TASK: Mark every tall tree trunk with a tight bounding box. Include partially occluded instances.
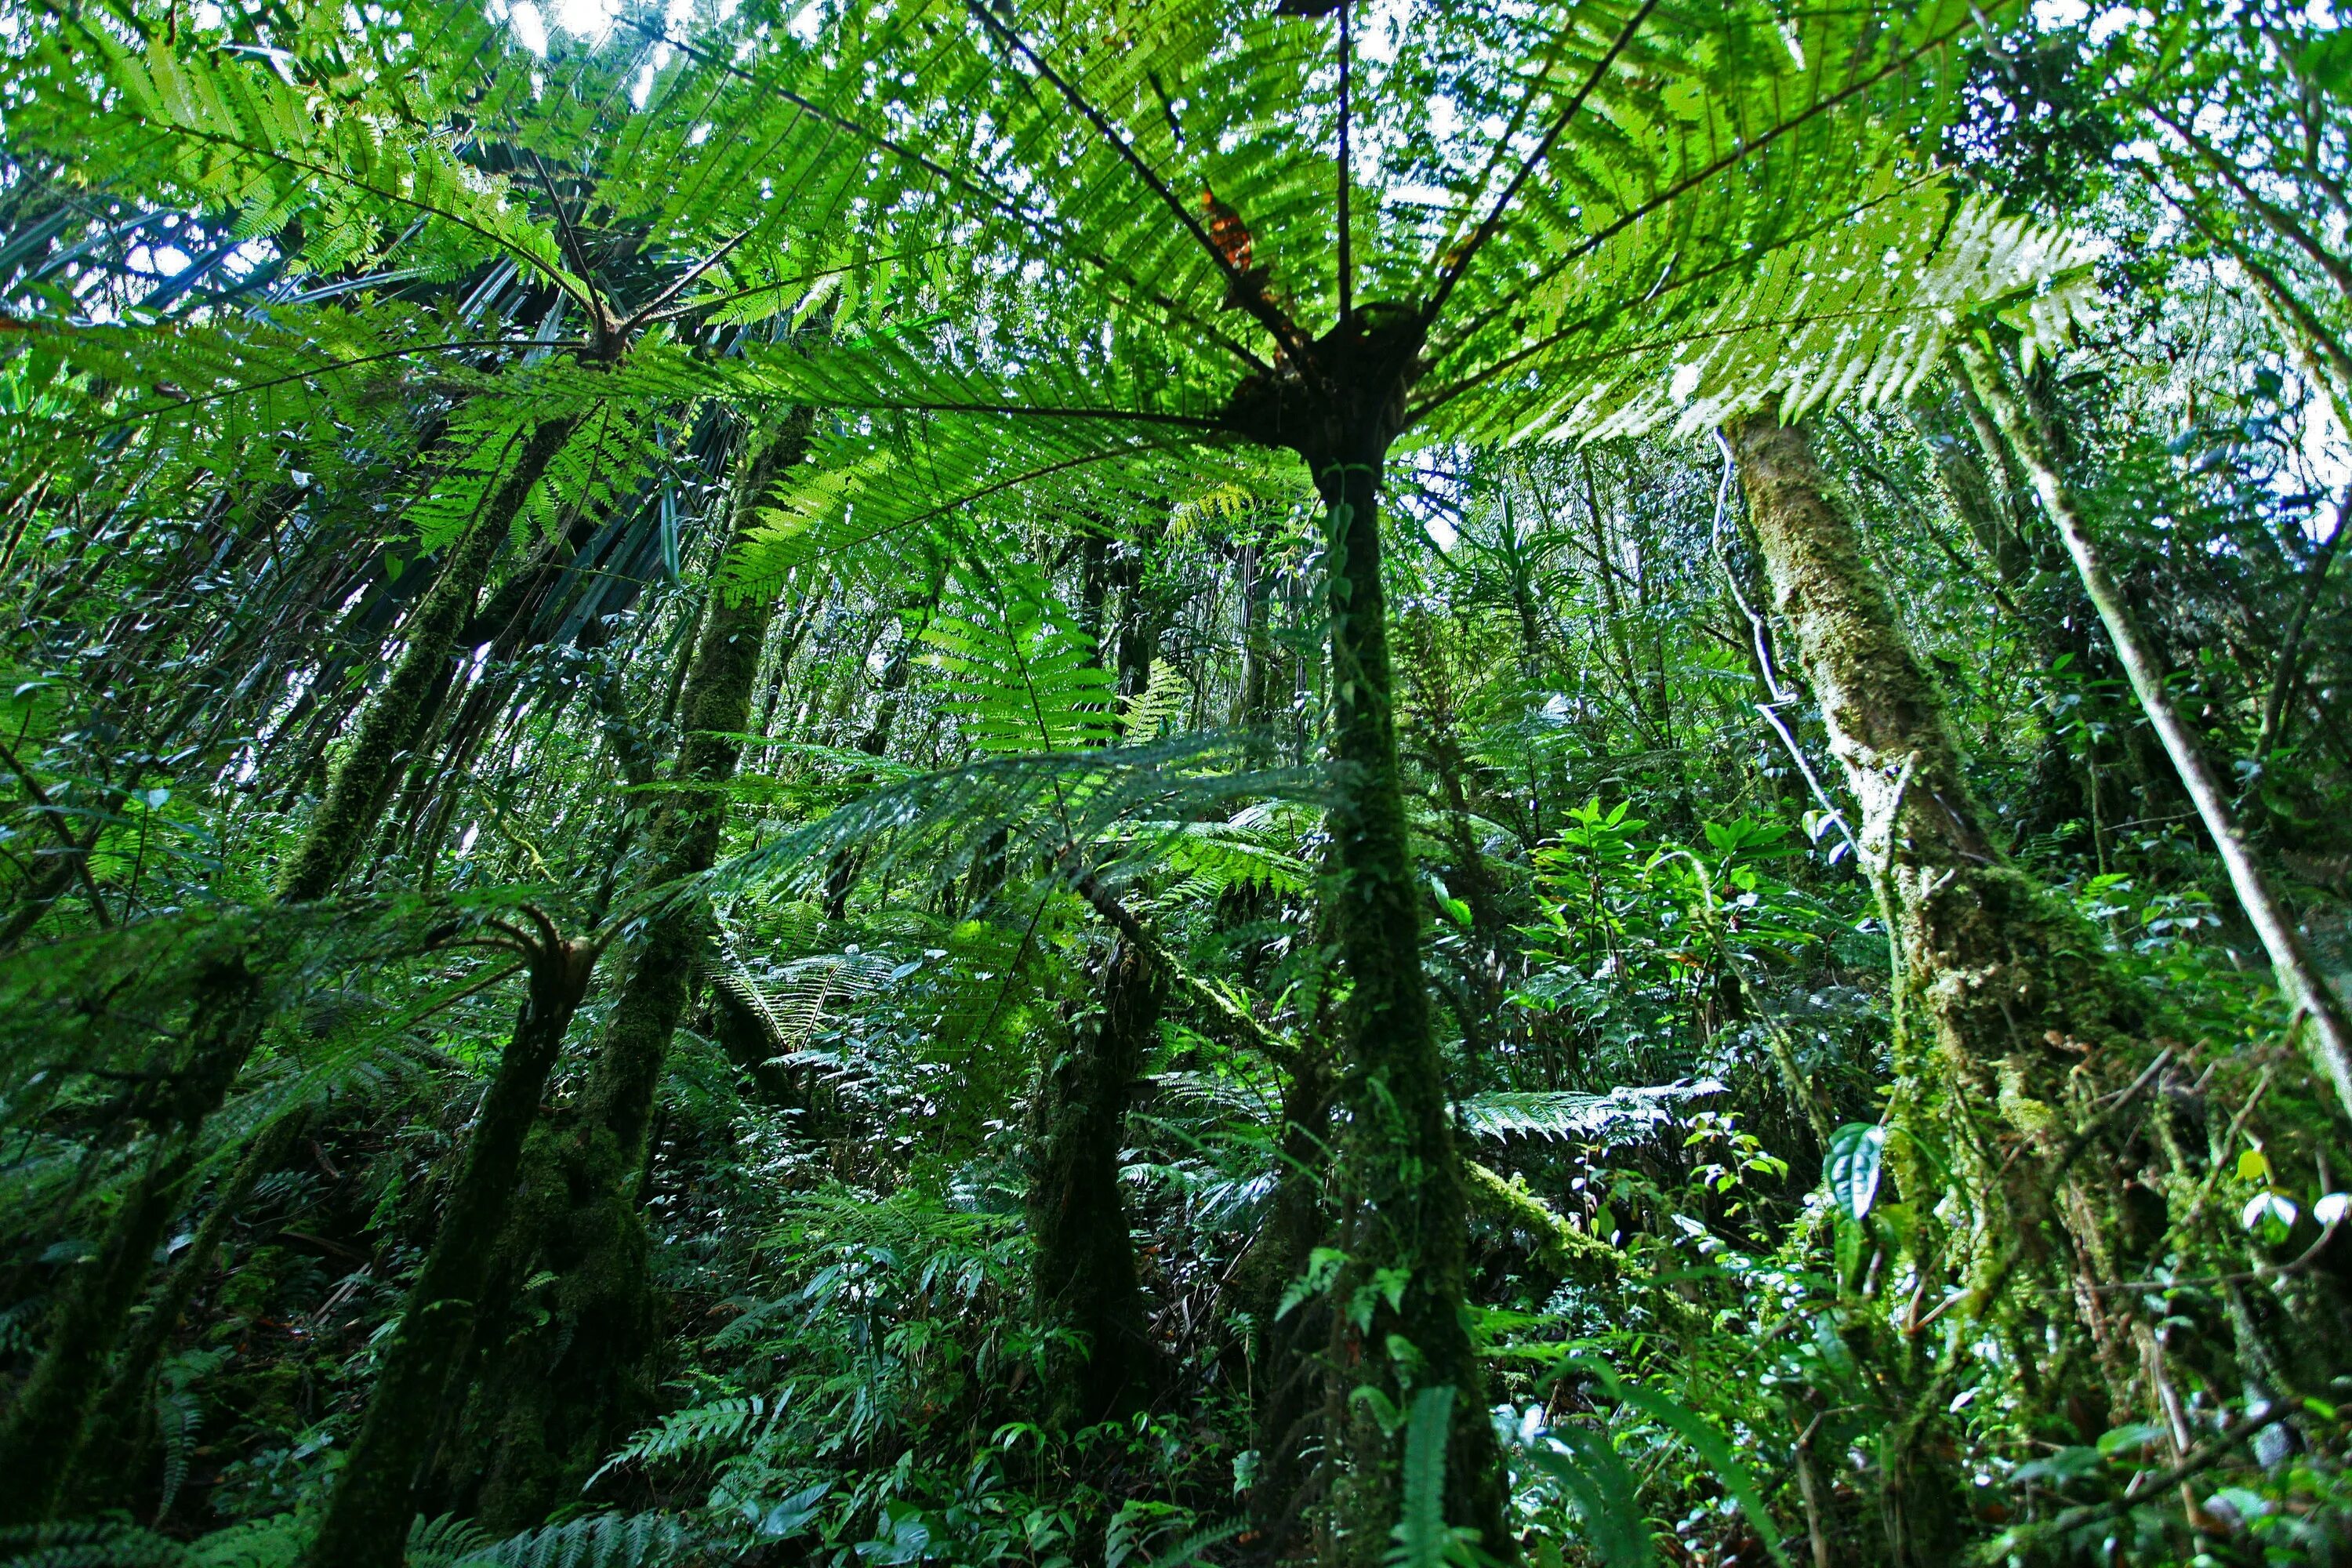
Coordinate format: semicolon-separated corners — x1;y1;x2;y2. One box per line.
1029;517;1171;1426
304;934;599;1568
1728;411;2170;1564
822;592;932;920
0;416;576;1526
1316;434;1510;1564
1958;344;2352;1123
462;411;813;1525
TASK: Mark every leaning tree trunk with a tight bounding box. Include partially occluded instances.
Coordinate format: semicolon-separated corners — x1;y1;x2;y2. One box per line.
461;411;812;1526
304;935;599;1568
1727;411;2165;1564
0;416;577;1526
1957;343;2352;1125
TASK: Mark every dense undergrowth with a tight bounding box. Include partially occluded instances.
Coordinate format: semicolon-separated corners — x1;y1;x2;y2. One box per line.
4;0;2352;1563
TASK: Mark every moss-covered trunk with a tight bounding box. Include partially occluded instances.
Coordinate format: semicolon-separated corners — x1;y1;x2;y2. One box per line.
1029;938;1166;1426
0;418;575;1525
1728;411;2157;1562
1315;437;1511;1564
304;934;599;1568
460;412;812;1524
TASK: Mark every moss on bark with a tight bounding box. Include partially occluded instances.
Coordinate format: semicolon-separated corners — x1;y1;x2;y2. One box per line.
304;935;599;1568
1219;308;1512;1563
458;412;814;1525
1729;412;2157;1563
1316;438;1512;1565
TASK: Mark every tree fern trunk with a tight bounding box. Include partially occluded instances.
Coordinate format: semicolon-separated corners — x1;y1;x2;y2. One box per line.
1314;437;1512;1566
304;936;598;1568
0;418;575;1524
463;412;812;1526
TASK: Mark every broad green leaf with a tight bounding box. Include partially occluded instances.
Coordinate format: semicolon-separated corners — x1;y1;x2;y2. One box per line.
1826;1123;1886;1222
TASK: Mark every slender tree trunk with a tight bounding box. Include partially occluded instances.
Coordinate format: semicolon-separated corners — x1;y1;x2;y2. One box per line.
1029;937;1165;1426
1727;411;2154;1566
463;412;812;1524
2254;485;2347;767
1028;518;1172;1426
304;935;598;1568
0;418;575;1524
822;593;931;920
1958;343;2352;1125
1315;435;1511;1564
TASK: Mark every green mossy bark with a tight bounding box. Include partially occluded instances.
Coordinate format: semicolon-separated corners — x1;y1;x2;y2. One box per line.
0;419;574;1526
1221;310;1513;1564
1029;938;1167;1427
1729;412;2154;1563
461;412;812;1525
304;938;598;1568
1316;441;1512;1566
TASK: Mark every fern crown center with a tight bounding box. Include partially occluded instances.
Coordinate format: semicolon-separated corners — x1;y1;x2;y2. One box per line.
1218;304;1428;466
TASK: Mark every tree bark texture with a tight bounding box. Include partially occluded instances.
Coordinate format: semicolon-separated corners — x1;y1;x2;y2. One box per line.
1315;438;1510;1565
304;937;597;1568
1028;517;1174;1427
1728;410;2159;1564
459;410;813;1524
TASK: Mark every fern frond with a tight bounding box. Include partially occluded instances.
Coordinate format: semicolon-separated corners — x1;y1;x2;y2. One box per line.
699;734;1323;910
1118;662;1192;745
1454;1080;1725;1143
0;1522;198;1568
593;1400;774;1481
451;1514;697;1568
924;566;1118;756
